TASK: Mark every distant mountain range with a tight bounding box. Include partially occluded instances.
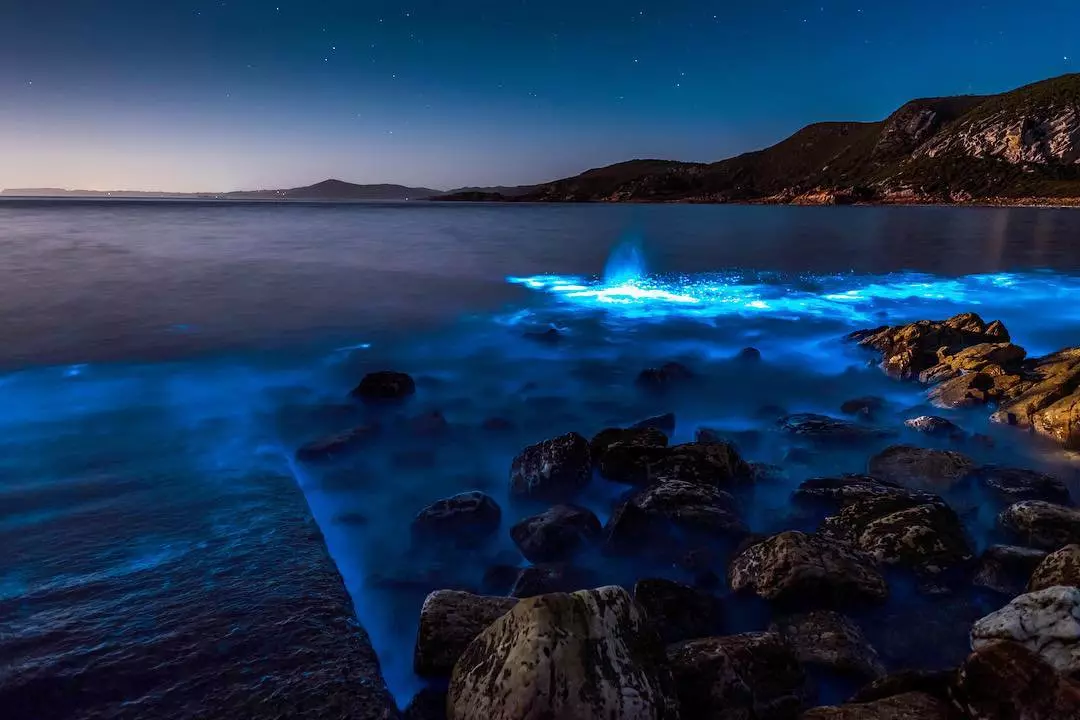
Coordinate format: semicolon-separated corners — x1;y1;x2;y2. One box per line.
6;74;1080;205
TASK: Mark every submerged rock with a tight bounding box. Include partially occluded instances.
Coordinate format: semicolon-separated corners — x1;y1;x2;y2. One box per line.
738;346;762;362
973;466;1071;505
866;445;975;492
953;640;1080;720
509;504;601;563
728;531;887;609
667;632;810;720
770;611;885;681
447;586;678;720
633;578;724;644
295;423;380;462
778;414;894;445
999;500;1080;550
1029;544;1080;592
800;692;951;719
840;396;885;417
991;346;1080;450
636;361;695;391
970;586;1080;674
973;544;1048;595
351;370;416;401
412;491;502;546
903;415;965;438
414;590;518;678
509;432;592;502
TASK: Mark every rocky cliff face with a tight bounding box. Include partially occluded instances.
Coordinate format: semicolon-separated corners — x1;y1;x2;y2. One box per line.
918;105;1080;165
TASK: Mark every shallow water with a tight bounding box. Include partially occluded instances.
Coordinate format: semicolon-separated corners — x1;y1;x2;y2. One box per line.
3;199;1080;711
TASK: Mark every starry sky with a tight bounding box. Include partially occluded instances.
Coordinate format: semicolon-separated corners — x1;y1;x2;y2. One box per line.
2;1;1077;192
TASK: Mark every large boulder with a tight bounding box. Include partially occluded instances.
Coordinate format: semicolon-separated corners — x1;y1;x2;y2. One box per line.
633;578;724;644
953;640;1080;720
973;544;1048;595
849;312;1010;380
667;632;810;720
1030;545;1080;592
447;586;679;720
972;466;1072;505
508;564;595;598
867;445;976;492
414;590;518;677
509;505;602;563
412;491;502;546
903;415;965;438
778;414;894;445
927;367;1027;409
799;692;950;719
992;347;1080;450
970;586;1080;675
351;370;416;401
854;502;973;578
509;432;592;502
769;611;885;682
792;475;936;509
999;500;1080;550
590;427;670;485
728;531;887;609
918;342;1027;384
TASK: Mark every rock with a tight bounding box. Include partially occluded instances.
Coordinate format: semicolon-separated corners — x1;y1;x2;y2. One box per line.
819;495;930;545
992;347;1080;450
972;466;1072;505
509;505;601;563
636;361;695;391
971;586;1080;674
658;441;752;486
953;640;1080;720
414;590;519;677
999;500;1080;550
523;326;561;343
850;313;1012;380
633;413;677;432
605;479;747;556
738;347;762;362
412;491;502;546
840;396;885;417
508;563;593;598
590;427;670;486
903;415;965;438
509;432;592;502
848;670;953;704
973;544;1048;595
403;688;448;720
793;475;936;509
667;632;810;720
918;342;1027;384
295;423;380;462
927;367;1026;409
728;531;888;609
409;410;449;436
800;692;951;719
351;370;416;401
855;502;974;577
867;445;976;492
633;578;723;644
447;586;678;720
480;564;521;595
779;414;894;445
770;611;885;681
1029;545;1080;592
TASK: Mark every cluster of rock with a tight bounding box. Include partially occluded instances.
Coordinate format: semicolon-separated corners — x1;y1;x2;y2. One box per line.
850;312;1080;449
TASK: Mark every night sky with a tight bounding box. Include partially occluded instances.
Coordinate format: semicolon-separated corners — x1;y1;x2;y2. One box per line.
3;1;1077;192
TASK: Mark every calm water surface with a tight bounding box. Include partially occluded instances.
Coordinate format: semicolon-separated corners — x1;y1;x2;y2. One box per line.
3;199;1080;715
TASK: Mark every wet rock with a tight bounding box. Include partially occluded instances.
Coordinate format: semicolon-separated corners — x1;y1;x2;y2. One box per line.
819;495;930;546
972;544;1048;595
412;491;502;546
800;692;951;719
953;640;1080;720
633;578;724;644
972;466;1072;505
1029;544;1080;592
992;347;1080;450
971;586;1080;674
655;441;752;487
728;531;887;609
522;326;561;343
855;502;974;577
903;415;965;438
840;396;885;418
447;586;678;720
633;413;677;432
779;414;894;445
848;670;954;704
403;688;448;720
999;500;1080;550
508;563;594;598
850;312;1011;380
667;632;810;720
590;427;669;486
918;342;1027;384
636;361;695;391
793;475;936;510
770;611;885;681
295;423;380;462
605;479;747;556
927;367;1026;409
351;370;416;401
414;590;519;678
509;505;601;563
480;564;521;595
509;432;592;502
866;445;976;492
738;346;762;362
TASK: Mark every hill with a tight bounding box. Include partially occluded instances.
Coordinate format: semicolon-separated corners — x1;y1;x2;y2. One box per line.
1;179;444;201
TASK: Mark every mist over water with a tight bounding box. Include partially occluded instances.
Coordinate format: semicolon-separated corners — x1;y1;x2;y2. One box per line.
3;200;1080;711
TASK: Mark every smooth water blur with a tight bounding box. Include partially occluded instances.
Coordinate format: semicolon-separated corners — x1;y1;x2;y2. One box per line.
4;198;1080;712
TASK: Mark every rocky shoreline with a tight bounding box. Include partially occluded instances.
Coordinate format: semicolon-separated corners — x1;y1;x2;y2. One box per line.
309;313;1080;719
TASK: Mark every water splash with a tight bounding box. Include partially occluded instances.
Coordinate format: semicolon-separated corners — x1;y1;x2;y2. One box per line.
603;235;647;285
